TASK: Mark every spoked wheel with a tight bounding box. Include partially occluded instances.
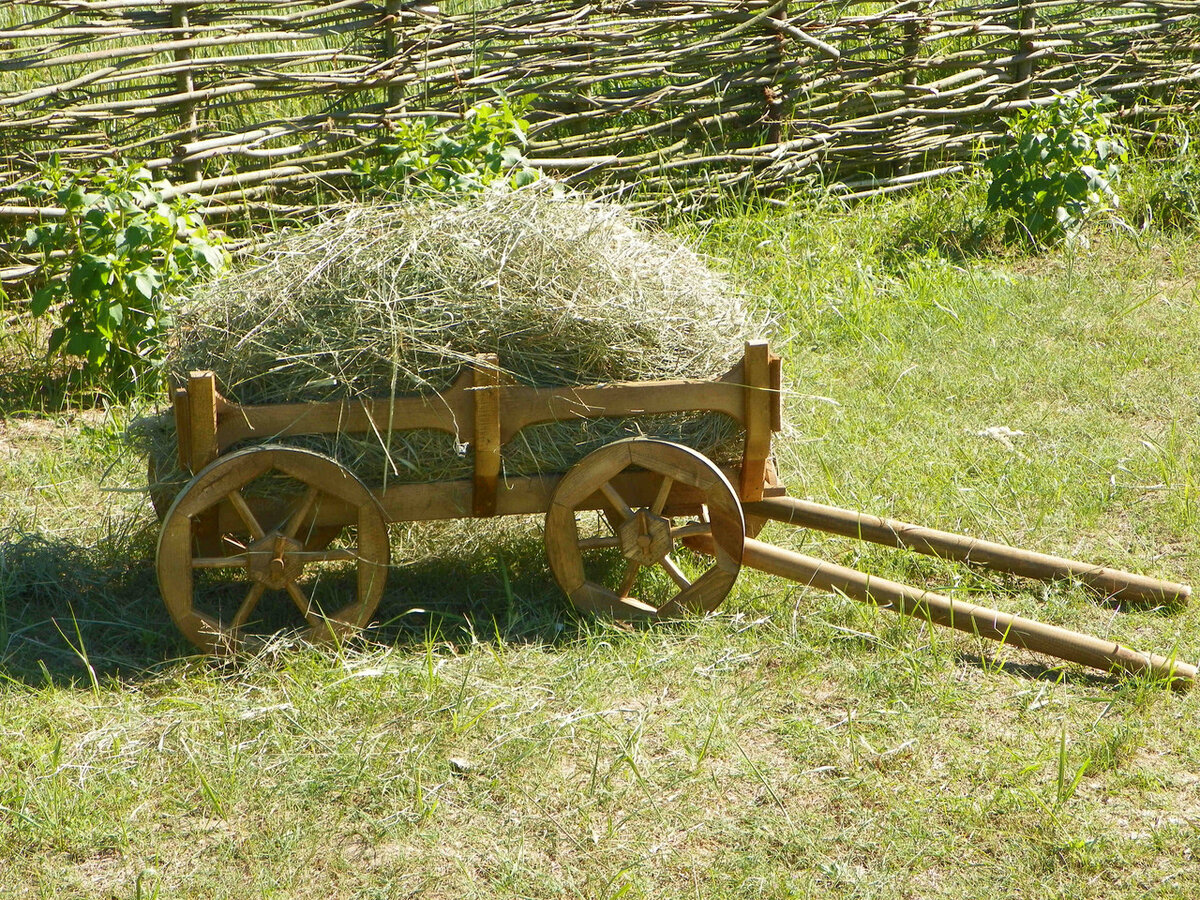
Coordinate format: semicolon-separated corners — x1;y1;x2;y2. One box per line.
156;446;390;654
545;438;745;618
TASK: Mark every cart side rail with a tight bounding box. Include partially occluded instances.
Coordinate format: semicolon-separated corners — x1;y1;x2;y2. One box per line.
175;340;782;510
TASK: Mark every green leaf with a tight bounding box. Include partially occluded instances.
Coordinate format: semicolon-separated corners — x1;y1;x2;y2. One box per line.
30;286;55;317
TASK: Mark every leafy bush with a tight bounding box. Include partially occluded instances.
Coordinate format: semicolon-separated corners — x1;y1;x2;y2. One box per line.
22;158;226;395
351;94;539;197
985;91;1127;247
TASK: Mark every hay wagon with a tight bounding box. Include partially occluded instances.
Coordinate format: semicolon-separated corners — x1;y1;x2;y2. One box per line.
154;341;1196;687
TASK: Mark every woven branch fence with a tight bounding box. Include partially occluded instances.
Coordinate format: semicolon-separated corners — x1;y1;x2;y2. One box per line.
1;1;1198;256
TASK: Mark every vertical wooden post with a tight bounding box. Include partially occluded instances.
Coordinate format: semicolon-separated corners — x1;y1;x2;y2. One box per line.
172;387;192;471
186;370;220;474
186;370;221;553
739;340;775;502
171;4;201;182
765;0;788;144
383;0;406;112
1014;0;1036;101
902;3;922;88
472;354;502;517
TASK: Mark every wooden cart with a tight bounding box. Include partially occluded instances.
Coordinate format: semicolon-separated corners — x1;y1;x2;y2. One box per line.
155;341;1197;688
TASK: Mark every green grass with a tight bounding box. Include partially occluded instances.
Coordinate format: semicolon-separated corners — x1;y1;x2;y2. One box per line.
3;158;1200;897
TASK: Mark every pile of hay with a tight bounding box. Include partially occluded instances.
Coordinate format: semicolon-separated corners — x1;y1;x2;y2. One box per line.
140;185;761;492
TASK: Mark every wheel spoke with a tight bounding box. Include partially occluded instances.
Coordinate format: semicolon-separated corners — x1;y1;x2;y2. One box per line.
192;554;249;569
578;534;622;551
226;489;266;541
669;522;712;541
292;548;357;563
230;582;267;631
282;486;321;540
651;475;675;516
599;482;636;521
659;554;692;590
284;580;318;624
617;560;641;599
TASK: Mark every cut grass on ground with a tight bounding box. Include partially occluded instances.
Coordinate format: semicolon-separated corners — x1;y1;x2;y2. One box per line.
2;180;1199;898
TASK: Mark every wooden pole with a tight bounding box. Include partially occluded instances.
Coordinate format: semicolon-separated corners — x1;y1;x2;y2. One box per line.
383;0;406;112
740;538;1196;689
743;496;1192;607
1014;0;1037;101
171;4;201;181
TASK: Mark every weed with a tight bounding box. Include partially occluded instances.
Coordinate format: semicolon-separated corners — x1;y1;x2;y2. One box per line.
20;158;226;397
985;91;1127;248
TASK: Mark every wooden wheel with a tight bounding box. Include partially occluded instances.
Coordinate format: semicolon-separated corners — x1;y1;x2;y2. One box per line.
156;446;390;654
545;438;745;618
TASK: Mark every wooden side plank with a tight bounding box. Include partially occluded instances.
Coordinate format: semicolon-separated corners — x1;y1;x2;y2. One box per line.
215;368;476;449
216;466;786;532
497;371;747;444
212;361;753;449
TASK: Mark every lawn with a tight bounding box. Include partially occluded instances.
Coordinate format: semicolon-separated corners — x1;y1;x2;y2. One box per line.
2;170;1199;897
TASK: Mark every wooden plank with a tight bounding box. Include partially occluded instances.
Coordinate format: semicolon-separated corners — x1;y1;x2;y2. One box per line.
215;362;752;452
497;369;748;444
215;368;475;449
472;354;502;517
739;340;773;502
217;464;785;531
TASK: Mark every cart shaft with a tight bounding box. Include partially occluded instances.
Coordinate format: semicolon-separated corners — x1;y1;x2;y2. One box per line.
741;538;1195;689
744;496;1191;607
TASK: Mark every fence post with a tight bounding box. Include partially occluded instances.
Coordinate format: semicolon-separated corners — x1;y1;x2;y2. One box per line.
171;4;201;182
1014;0;1036;100
902;2;923;87
383;0;406;112
765;1;788;144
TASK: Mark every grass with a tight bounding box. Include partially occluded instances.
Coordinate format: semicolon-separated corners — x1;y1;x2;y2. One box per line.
3;156;1200;897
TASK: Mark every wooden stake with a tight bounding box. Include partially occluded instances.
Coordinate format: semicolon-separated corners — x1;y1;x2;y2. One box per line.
739;340;776;502
185;370;220;473
472;354;501;517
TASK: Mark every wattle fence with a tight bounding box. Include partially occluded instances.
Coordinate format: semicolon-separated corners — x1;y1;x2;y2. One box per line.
1;0;1198;256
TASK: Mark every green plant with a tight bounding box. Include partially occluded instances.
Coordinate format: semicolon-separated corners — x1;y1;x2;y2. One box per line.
985;91;1127;247
22;158;226;395
1148;161;1200;230
351;94;539;197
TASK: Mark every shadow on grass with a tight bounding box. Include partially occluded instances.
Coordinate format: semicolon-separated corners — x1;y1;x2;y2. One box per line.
0;517;593;687
957;651;1118;690
0;359;107;417
0;523;179;685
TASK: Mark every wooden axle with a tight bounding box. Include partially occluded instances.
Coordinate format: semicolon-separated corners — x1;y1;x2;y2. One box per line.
744;496;1191;608
740;538;1196;690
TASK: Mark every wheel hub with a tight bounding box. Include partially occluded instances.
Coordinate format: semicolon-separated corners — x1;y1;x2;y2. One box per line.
246;533;306;590
618;509;673;566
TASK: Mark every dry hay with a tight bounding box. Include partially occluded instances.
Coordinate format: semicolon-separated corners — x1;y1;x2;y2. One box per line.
136;185;763;497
